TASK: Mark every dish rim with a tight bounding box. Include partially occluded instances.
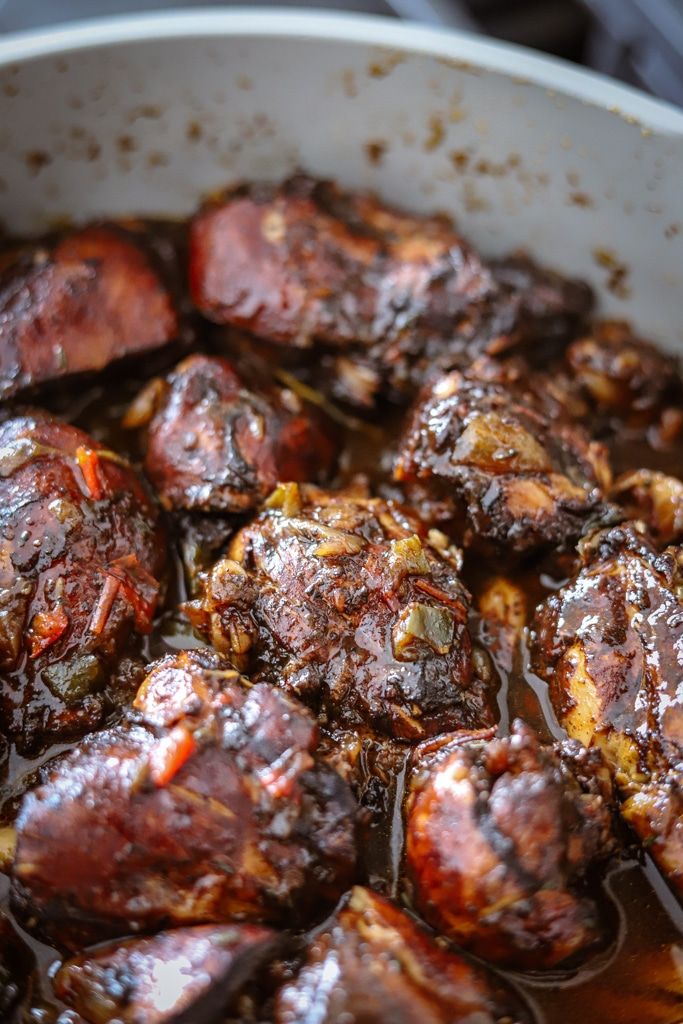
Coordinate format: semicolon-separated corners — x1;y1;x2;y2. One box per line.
0;8;682;136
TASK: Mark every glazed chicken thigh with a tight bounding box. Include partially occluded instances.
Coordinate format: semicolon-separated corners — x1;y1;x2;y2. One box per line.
404;721;616;968
189;176;591;406
275;886;531;1024
394;361;611;553
610;469;683;545
532;524;683;900
0;225;177;399
490;252;594;359
0;411;166;750
125;354;338;514
185;483;496;741
566;320;683;435
54;924;279;1024
12;649;357;939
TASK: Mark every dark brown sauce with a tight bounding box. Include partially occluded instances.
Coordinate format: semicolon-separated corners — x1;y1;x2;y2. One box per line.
1;227;683;1024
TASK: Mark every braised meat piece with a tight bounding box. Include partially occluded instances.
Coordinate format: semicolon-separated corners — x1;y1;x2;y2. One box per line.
0;913;35;1021
0;225;178;399
531;523;683;900
0;411;166;751
185;483;496;741
125;354;338;514
610;469;683;545
621;772;683;901
404;721;616;969
54;924;279;1024
490;253;594;359
189;176;493;405
189;177;590;406
394;362;611;553
131;647;252;728
274;886;530;1024
12;649;357;937
566;321;683;437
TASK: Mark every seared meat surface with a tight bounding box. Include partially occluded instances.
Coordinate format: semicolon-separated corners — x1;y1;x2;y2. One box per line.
404;721;615;968
189;176;591;406
274;886;531;1024
394;361;611;553
490;253;594;359
54;923;279;1024
532;524;683;900
12;649;357;938
0;411;165;751
566;320;683;437
125;354;338;514
0;226;177;399
185;483;496;740
610;469;683;545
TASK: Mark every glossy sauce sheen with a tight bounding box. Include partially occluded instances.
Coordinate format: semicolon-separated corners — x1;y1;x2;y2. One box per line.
1;226;682;1024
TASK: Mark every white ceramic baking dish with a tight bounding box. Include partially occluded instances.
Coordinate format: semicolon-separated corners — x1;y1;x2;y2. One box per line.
0;9;681;354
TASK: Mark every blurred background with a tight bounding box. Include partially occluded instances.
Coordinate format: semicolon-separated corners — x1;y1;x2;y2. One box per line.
1;1;682;106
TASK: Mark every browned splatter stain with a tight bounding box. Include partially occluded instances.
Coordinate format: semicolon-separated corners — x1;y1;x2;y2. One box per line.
449;105;465;124
507;153;521;169
25;150;51;175
665;223;681;239
424;115;445;152
65;126;101;162
364;140;388;166
566;170;580;188
569;192;594;209
2;82;18;98
55;58;69;73
147;151;169;168
67;95;84;111
435;55;481;75
368;51;405;78
342;70;357;98
117;134;136;154
186;121;203;143
593;247;631;298
129;104;163;122
474;158;508;178
236;75;252;91
450;149;471;171
462;180;489;213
